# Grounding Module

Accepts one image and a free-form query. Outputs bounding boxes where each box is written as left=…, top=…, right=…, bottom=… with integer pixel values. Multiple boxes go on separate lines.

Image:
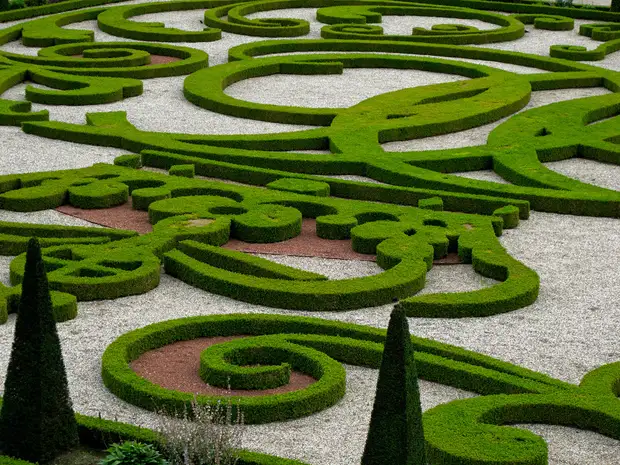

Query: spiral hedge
left=101, top=313, right=620, bottom=464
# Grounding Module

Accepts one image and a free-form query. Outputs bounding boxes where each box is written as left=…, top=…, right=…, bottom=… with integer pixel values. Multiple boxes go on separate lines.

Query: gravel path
left=0, top=5, right=618, bottom=465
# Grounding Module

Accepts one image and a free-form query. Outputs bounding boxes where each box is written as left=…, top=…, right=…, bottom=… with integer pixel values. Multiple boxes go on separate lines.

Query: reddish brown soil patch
left=56, top=204, right=375, bottom=261
left=224, top=218, right=375, bottom=261
left=433, top=252, right=462, bottom=265
left=56, top=203, right=460, bottom=264
left=131, top=336, right=316, bottom=396
left=149, top=55, right=181, bottom=65
left=57, top=198, right=153, bottom=234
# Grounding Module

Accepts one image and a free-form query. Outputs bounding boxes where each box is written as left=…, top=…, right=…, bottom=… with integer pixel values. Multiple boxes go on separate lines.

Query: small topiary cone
left=361, top=306, right=427, bottom=465
left=0, top=238, right=79, bottom=463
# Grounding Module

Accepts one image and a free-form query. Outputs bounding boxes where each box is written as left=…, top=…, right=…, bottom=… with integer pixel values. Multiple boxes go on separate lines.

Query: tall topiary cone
left=0, top=238, right=79, bottom=463
left=361, top=307, right=427, bottom=465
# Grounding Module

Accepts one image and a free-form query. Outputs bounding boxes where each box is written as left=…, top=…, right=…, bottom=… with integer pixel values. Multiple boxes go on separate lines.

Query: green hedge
left=163, top=238, right=428, bottom=310
left=6, top=42, right=209, bottom=79
left=101, top=313, right=573, bottom=424
left=318, top=4, right=525, bottom=44
left=10, top=245, right=162, bottom=301
left=424, top=389, right=620, bottom=464
left=97, top=1, right=222, bottom=43
left=0, top=163, right=540, bottom=315
left=20, top=8, right=103, bottom=47
left=169, top=164, right=194, bottom=178
left=0, top=220, right=136, bottom=255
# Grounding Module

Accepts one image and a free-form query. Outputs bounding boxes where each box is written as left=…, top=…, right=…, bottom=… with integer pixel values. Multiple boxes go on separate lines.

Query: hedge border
left=0, top=163, right=538, bottom=316
left=101, top=313, right=574, bottom=424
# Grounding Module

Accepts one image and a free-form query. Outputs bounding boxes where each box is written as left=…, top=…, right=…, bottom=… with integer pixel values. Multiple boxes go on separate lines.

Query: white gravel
left=0, top=4, right=617, bottom=465
left=382, top=86, right=611, bottom=152
left=225, top=68, right=466, bottom=108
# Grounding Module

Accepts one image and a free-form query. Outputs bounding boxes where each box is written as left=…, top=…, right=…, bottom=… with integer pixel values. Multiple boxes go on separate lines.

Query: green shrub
left=24, top=0, right=45, bottom=7
left=169, top=164, right=195, bottom=178
left=0, top=238, right=79, bottom=463
left=114, top=154, right=142, bottom=169
left=8, top=0, right=23, bottom=9
left=361, top=307, right=427, bottom=465
left=101, top=442, right=167, bottom=465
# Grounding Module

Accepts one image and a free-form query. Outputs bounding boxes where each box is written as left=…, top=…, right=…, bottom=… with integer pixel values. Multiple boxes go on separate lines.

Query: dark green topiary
left=0, top=238, right=79, bottom=463
left=361, top=307, right=427, bottom=465
left=613, top=0, right=620, bottom=12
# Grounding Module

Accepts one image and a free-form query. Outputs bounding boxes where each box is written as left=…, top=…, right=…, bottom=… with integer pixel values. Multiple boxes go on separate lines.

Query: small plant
left=24, top=0, right=46, bottom=7
left=554, top=0, right=573, bottom=6
left=100, top=442, right=168, bottom=465
left=157, top=396, right=244, bottom=465
left=7, top=0, right=24, bottom=9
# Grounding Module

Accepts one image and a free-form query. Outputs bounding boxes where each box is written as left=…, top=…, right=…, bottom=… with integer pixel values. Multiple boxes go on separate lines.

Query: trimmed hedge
left=5, top=42, right=209, bottom=79
left=97, top=1, right=221, bottom=43
left=318, top=4, right=525, bottom=44
left=101, top=313, right=574, bottom=424
left=0, top=220, right=136, bottom=255
left=114, top=154, right=142, bottom=169
left=168, top=164, right=194, bottom=178
left=17, top=38, right=620, bottom=219
left=0, top=163, right=539, bottom=315
left=163, top=237, right=428, bottom=310
left=266, top=178, right=330, bottom=197
left=424, top=389, right=620, bottom=464
left=9, top=245, right=162, bottom=301
left=19, top=8, right=102, bottom=47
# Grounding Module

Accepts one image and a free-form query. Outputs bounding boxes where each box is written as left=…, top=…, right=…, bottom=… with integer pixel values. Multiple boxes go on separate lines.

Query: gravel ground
left=0, top=6, right=618, bottom=465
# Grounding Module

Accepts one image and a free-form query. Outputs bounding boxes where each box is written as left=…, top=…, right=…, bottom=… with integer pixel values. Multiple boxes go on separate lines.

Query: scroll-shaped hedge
left=424, top=382, right=620, bottom=464
left=102, top=313, right=572, bottom=424
left=97, top=1, right=221, bottom=43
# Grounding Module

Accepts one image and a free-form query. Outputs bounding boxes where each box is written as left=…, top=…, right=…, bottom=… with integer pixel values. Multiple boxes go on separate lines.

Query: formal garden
left=0, top=0, right=618, bottom=463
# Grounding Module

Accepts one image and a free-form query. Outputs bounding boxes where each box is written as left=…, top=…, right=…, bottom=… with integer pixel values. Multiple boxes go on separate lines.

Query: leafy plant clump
left=157, top=397, right=244, bottom=465
left=100, top=442, right=168, bottom=465
left=7, top=0, right=23, bottom=9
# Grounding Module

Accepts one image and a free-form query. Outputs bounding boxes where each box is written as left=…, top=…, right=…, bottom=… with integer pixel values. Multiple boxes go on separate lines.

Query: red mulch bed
left=131, top=336, right=316, bottom=396
left=56, top=201, right=461, bottom=264
left=56, top=201, right=376, bottom=261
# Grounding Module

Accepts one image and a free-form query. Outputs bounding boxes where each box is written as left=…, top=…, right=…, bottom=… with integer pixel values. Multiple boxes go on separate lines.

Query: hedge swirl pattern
left=0, top=163, right=538, bottom=316
left=0, top=0, right=617, bottom=463
left=101, top=313, right=620, bottom=464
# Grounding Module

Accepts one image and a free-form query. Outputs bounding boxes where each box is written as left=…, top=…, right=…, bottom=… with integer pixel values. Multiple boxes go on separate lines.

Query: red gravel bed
left=56, top=203, right=376, bottom=261
left=57, top=199, right=153, bottom=234
left=56, top=202, right=460, bottom=263
left=131, top=336, right=316, bottom=396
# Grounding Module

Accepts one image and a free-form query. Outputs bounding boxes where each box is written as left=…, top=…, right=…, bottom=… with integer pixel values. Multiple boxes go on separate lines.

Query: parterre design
left=0, top=0, right=617, bottom=463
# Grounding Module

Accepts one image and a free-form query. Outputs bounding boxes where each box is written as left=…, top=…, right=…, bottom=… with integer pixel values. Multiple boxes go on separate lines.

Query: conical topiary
left=361, top=307, right=427, bottom=465
left=0, top=238, right=79, bottom=463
